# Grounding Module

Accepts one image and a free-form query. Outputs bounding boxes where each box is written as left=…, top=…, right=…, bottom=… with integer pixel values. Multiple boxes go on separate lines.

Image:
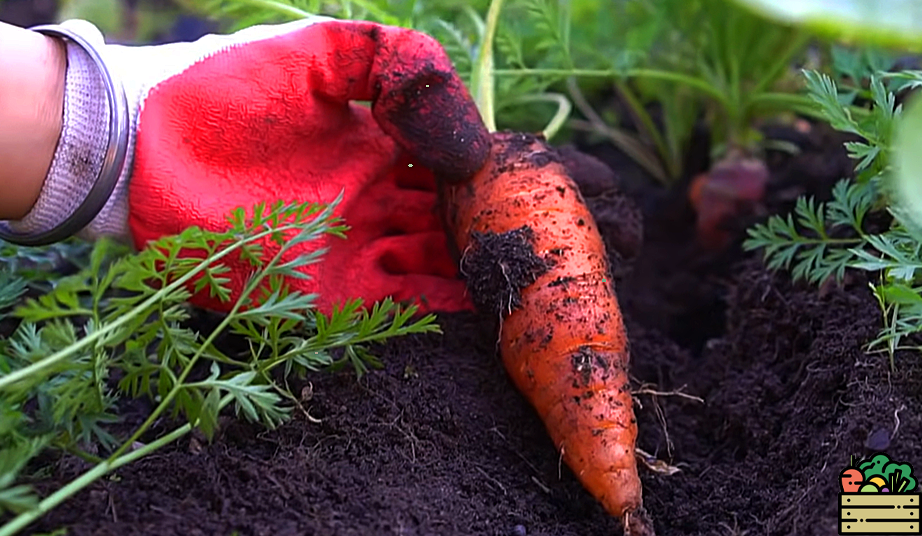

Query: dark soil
left=15, top=118, right=922, bottom=536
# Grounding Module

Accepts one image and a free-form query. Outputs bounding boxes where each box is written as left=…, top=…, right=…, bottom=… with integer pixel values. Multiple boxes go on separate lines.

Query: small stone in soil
left=865, top=428, right=891, bottom=451
left=512, top=524, right=527, bottom=536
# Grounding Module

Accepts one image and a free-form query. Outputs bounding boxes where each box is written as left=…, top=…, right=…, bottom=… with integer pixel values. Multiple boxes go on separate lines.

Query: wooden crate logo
left=839, top=453, right=920, bottom=534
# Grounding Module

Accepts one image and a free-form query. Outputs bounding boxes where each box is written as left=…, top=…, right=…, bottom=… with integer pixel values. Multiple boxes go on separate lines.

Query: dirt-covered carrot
left=688, top=153, right=768, bottom=250
left=441, top=131, right=652, bottom=535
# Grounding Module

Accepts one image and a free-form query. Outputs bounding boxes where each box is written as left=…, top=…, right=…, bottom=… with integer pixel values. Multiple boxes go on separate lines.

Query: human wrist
left=1, top=21, right=132, bottom=245
left=0, top=21, right=66, bottom=220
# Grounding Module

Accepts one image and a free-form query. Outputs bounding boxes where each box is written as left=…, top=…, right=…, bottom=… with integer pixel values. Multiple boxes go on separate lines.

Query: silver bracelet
left=0, top=24, right=129, bottom=247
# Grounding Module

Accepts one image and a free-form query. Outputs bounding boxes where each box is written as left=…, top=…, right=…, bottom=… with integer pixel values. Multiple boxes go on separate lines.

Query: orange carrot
left=441, top=131, right=652, bottom=535
left=688, top=154, right=768, bottom=250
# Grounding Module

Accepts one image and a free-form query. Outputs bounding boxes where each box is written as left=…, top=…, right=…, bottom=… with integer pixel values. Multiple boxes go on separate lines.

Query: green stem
left=0, top=393, right=229, bottom=536
left=471, top=0, right=504, bottom=132
left=0, top=222, right=306, bottom=392
left=260, top=333, right=390, bottom=374
left=726, top=46, right=742, bottom=147
left=221, top=0, right=313, bottom=19
left=749, top=33, right=811, bottom=97
left=613, top=80, right=678, bottom=179
left=569, top=120, right=670, bottom=184
left=494, top=68, right=728, bottom=105
left=748, top=92, right=872, bottom=122
left=565, top=78, right=669, bottom=183
left=109, top=240, right=294, bottom=460
left=796, top=237, right=865, bottom=246
left=60, top=444, right=104, bottom=465
left=504, top=93, right=572, bottom=140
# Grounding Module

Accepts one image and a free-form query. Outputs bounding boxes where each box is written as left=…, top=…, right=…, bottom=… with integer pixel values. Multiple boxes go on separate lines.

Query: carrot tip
left=624, top=506, right=657, bottom=536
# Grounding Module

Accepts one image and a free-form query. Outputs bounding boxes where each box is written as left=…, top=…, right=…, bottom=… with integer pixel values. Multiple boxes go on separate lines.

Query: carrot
left=688, top=153, right=768, bottom=250
left=441, top=131, right=653, bottom=535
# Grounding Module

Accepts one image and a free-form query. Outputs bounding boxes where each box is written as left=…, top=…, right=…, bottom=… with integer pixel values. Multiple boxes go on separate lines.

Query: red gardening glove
left=97, top=19, right=490, bottom=314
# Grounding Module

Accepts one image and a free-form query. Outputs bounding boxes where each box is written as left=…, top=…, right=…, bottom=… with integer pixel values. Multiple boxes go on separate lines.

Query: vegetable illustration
left=841, top=462, right=864, bottom=493
left=884, top=462, right=916, bottom=493
left=859, top=454, right=891, bottom=480
left=441, top=132, right=649, bottom=535
left=842, top=454, right=917, bottom=494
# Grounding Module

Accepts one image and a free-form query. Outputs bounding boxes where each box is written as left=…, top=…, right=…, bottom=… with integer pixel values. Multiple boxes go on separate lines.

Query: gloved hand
left=6, top=17, right=490, bottom=314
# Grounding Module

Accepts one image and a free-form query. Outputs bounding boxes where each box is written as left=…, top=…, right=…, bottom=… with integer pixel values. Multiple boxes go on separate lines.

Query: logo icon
left=839, top=453, right=920, bottom=534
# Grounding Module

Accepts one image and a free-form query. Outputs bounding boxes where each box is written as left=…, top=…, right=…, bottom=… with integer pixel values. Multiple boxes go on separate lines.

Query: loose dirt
left=19, top=120, right=922, bottom=536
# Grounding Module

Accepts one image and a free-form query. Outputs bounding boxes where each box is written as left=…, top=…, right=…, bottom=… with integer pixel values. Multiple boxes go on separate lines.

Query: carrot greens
left=0, top=199, right=438, bottom=535
left=179, top=0, right=831, bottom=186
left=743, top=48, right=922, bottom=368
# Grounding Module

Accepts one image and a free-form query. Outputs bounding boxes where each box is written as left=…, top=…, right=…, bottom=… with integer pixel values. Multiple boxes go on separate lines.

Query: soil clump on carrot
left=17, top=120, right=922, bottom=536
left=460, top=227, right=550, bottom=316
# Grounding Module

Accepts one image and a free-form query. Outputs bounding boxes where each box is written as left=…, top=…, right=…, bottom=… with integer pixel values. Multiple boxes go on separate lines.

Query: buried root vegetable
left=442, top=131, right=654, bottom=536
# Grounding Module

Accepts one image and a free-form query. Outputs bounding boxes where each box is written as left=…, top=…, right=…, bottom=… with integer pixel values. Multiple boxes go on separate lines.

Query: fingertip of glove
left=420, top=118, right=492, bottom=184
left=366, top=26, right=491, bottom=183
left=375, top=72, right=491, bottom=183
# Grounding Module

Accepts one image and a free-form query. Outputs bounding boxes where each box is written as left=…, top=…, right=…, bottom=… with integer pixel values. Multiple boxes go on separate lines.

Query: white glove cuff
left=1, top=17, right=332, bottom=247
left=0, top=23, right=129, bottom=246
left=7, top=40, right=109, bottom=236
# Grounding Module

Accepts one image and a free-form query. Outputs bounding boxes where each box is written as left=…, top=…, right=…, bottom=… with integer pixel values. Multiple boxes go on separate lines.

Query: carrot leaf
left=0, top=198, right=439, bottom=530
left=742, top=51, right=922, bottom=369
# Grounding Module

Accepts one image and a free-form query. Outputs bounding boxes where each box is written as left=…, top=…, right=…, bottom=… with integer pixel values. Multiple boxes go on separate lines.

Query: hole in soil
left=669, top=297, right=727, bottom=357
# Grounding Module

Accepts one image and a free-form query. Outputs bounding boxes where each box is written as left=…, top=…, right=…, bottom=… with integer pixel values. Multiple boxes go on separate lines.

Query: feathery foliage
left=744, top=48, right=922, bottom=366
left=0, top=198, right=438, bottom=533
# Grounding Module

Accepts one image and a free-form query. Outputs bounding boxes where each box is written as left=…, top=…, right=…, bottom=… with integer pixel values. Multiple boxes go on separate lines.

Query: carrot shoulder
left=442, top=132, right=650, bottom=533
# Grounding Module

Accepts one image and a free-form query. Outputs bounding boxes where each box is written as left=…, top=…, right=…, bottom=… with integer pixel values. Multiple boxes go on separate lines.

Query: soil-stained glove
left=6, top=18, right=491, bottom=314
